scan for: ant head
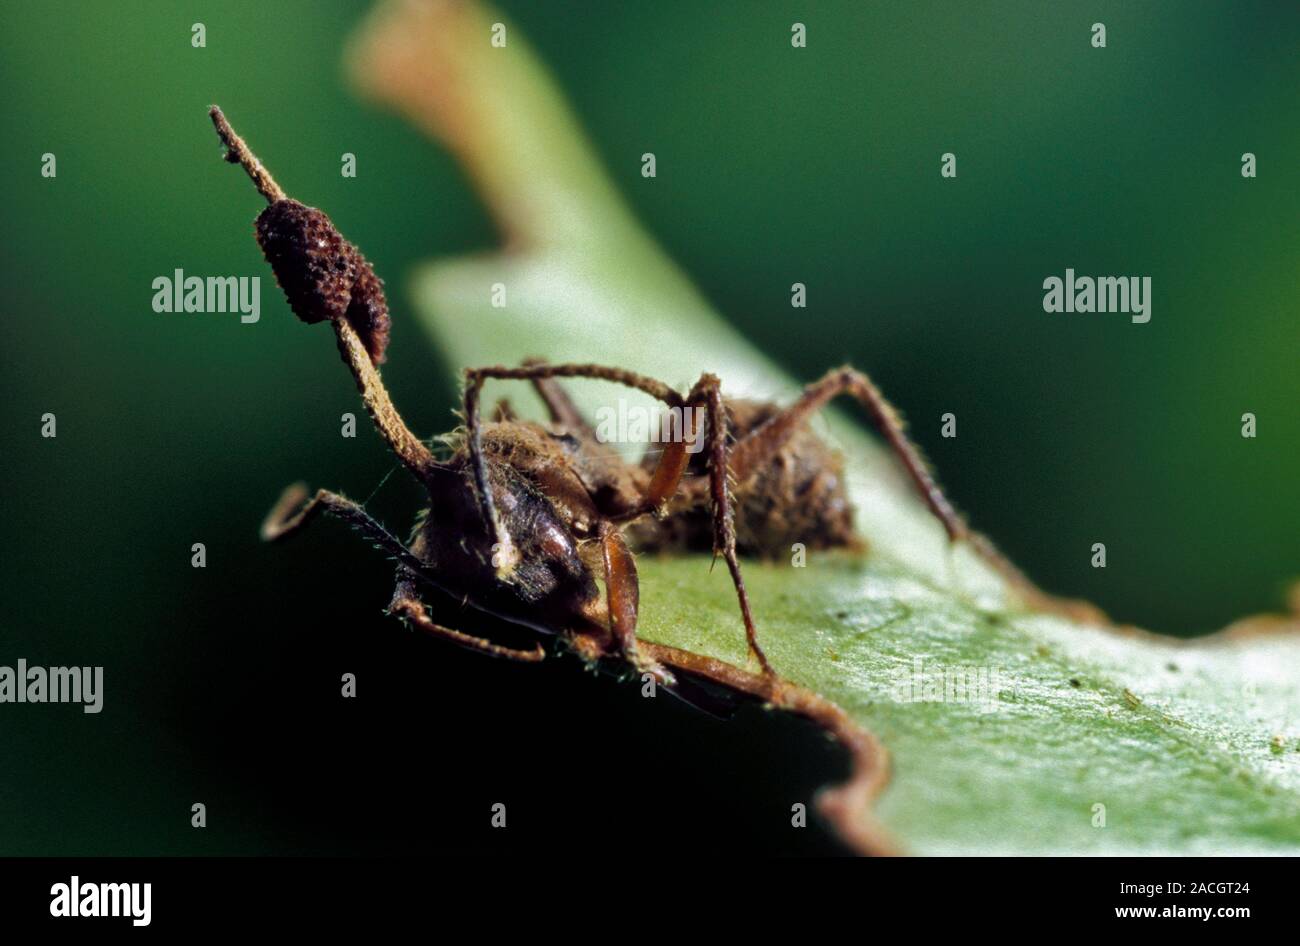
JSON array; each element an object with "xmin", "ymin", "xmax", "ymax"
[{"xmin": 421, "ymin": 462, "xmax": 599, "ymax": 625}]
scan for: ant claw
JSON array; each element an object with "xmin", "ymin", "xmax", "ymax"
[
  {"xmin": 653, "ymin": 666, "xmax": 677, "ymax": 689},
  {"xmin": 629, "ymin": 651, "xmax": 675, "ymax": 688}
]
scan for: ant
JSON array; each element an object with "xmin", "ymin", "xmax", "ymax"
[{"xmin": 210, "ymin": 106, "xmax": 1018, "ymax": 689}]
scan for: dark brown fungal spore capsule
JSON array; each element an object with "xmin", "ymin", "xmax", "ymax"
[
  {"xmin": 346, "ymin": 259, "xmax": 390, "ymax": 366},
  {"xmin": 255, "ymin": 198, "xmax": 391, "ymax": 364}
]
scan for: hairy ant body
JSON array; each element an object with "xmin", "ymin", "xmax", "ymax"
[{"xmin": 211, "ymin": 106, "xmax": 1004, "ymax": 688}]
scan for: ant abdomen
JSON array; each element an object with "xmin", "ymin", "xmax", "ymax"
[{"xmin": 631, "ymin": 399, "xmax": 857, "ymax": 559}]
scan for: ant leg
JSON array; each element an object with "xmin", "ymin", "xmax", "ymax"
[
  {"xmin": 688, "ymin": 374, "xmax": 774, "ymax": 676},
  {"xmin": 520, "ymin": 358, "xmax": 595, "ymax": 435},
  {"xmin": 491, "ymin": 398, "xmax": 517, "ymax": 422},
  {"xmin": 729, "ymin": 366, "xmax": 968, "ymax": 542},
  {"xmin": 463, "ymin": 362, "xmax": 708, "ymax": 518},
  {"xmin": 597, "ymin": 522, "xmax": 639, "ymax": 657},
  {"xmin": 389, "ymin": 576, "xmax": 545, "ymax": 662},
  {"xmin": 465, "ymin": 363, "xmax": 683, "ymax": 405},
  {"xmin": 260, "ymin": 482, "xmax": 553, "ymax": 648},
  {"xmin": 595, "ymin": 521, "xmax": 673, "ymax": 684},
  {"xmin": 264, "ymin": 485, "xmax": 545, "ymax": 661},
  {"xmin": 261, "ymin": 483, "xmax": 430, "ymax": 577},
  {"xmin": 724, "ymin": 366, "xmax": 1047, "ymax": 597}
]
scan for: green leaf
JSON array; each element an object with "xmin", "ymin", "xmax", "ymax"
[{"xmin": 350, "ymin": 0, "xmax": 1300, "ymax": 854}]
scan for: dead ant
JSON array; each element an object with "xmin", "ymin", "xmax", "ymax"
[{"xmin": 210, "ymin": 106, "xmax": 1008, "ymax": 688}]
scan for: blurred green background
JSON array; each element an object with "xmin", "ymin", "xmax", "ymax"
[{"xmin": 0, "ymin": 0, "xmax": 1296, "ymax": 854}]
